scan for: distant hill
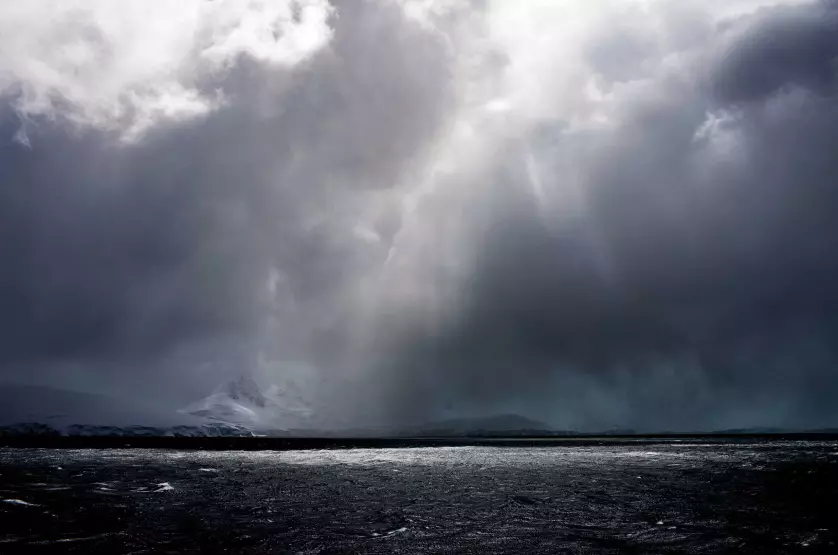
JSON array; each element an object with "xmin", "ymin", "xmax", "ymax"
[
  {"xmin": 261, "ymin": 414, "xmax": 562, "ymax": 438},
  {"xmin": 407, "ymin": 414, "xmax": 554, "ymax": 436}
]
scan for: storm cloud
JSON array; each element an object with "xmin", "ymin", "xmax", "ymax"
[{"xmin": 2, "ymin": 0, "xmax": 838, "ymax": 431}]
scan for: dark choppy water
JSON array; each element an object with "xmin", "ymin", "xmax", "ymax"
[{"xmin": 1, "ymin": 441, "xmax": 838, "ymax": 553}]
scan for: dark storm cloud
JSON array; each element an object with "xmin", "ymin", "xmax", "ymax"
[
  {"xmin": 0, "ymin": 0, "xmax": 454, "ymax": 402},
  {"xmin": 352, "ymin": 0, "xmax": 838, "ymax": 430},
  {"xmin": 712, "ymin": 2, "xmax": 838, "ymax": 103}
]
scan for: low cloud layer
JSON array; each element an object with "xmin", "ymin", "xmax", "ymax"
[{"xmin": 2, "ymin": 0, "xmax": 838, "ymax": 431}]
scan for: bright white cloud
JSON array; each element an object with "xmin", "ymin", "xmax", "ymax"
[{"xmin": 0, "ymin": 0, "xmax": 333, "ymax": 140}]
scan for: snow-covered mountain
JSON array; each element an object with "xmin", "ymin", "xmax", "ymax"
[
  {"xmin": 179, "ymin": 374, "xmax": 313, "ymax": 430},
  {"xmin": 0, "ymin": 384, "xmax": 252, "ymax": 437}
]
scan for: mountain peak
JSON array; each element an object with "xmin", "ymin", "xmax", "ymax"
[
  {"xmin": 220, "ymin": 375, "xmax": 267, "ymax": 408},
  {"xmin": 182, "ymin": 373, "xmax": 313, "ymax": 430}
]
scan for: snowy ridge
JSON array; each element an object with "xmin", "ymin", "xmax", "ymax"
[
  {"xmin": 0, "ymin": 422, "xmax": 252, "ymax": 437},
  {"xmin": 0, "ymin": 384, "xmax": 253, "ymax": 437},
  {"xmin": 0, "ymin": 374, "xmax": 315, "ymax": 437}
]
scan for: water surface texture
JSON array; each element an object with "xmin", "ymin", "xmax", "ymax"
[{"xmin": 1, "ymin": 441, "xmax": 837, "ymax": 553}]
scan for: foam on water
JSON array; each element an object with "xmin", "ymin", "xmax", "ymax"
[
  {"xmin": 154, "ymin": 482, "xmax": 174, "ymax": 492},
  {"xmin": 2, "ymin": 499, "xmax": 39, "ymax": 507}
]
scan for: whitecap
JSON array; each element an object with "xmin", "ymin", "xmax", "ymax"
[{"xmin": 2, "ymin": 499, "xmax": 39, "ymax": 507}]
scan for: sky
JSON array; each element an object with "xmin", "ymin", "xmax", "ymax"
[{"xmin": 1, "ymin": 0, "xmax": 838, "ymax": 431}]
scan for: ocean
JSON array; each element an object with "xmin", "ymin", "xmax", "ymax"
[{"xmin": 1, "ymin": 440, "xmax": 837, "ymax": 553}]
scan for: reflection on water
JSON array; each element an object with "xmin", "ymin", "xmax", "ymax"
[{"xmin": 1, "ymin": 441, "xmax": 837, "ymax": 553}]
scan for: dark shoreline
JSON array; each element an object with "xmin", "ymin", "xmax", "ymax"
[{"xmin": 1, "ymin": 433, "xmax": 837, "ymax": 450}]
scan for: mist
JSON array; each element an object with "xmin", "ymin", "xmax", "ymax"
[{"xmin": 2, "ymin": 0, "xmax": 838, "ymax": 431}]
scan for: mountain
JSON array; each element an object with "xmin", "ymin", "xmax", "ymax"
[
  {"xmin": 180, "ymin": 374, "xmax": 312, "ymax": 430},
  {"xmin": 0, "ymin": 384, "xmax": 252, "ymax": 437},
  {"xmin": 406, "ymin": 414, "xmax": 555, "ymax": 436}
]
